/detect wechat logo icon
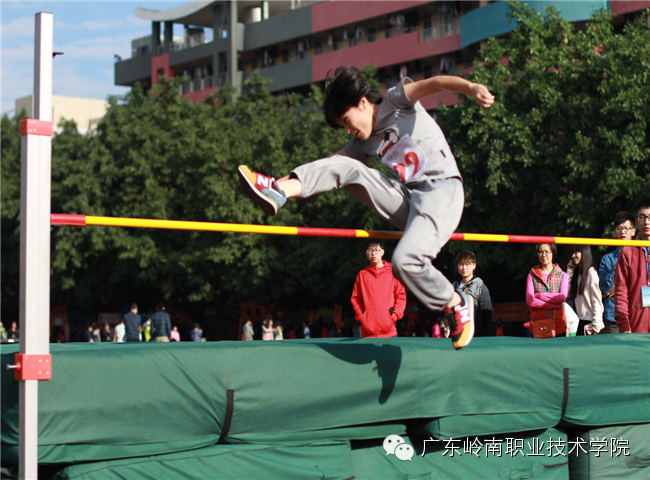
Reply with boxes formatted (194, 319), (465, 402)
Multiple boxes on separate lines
(383, 435), (415, 461)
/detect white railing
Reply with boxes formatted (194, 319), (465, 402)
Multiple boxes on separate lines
(419, 21), (460, 42)
(385, 25), (405, 38)
(178, 74), (228, 95)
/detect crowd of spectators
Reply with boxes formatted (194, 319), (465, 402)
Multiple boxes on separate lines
(243, 197), (650, 340)
(523, 198), (650, 337)
(64, 302), (205, 344)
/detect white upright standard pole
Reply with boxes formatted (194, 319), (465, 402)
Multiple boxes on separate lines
(18, 12), (53, 480)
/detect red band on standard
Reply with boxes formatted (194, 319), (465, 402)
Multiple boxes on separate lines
(51, 214), (86, 226)
(19, 119), (54, 137)
(12, 353), (52, 381)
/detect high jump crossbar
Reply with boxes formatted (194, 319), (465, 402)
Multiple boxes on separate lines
(51, 214), (650, 247)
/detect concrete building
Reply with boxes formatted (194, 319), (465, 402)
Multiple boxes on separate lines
(15, 95), (109, 135)
(115, 0), (650, 109)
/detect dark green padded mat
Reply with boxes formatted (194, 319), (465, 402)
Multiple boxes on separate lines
(2, 335), (648, 466)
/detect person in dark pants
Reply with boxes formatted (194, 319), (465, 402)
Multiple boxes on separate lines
(452, 250), (493, 337)
(599, 212), (636, 334)
(151, 303), (172, 342)
(84, 325), (94, 343)
(100, 323), (113, 343)
(123, 304), (141, 342)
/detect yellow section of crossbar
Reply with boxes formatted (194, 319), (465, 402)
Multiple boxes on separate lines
(85, 216), (300, 235)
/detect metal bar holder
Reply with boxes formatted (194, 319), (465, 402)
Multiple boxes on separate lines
(6, 354), (52, 381)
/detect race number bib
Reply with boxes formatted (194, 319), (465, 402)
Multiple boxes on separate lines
(381, 134), (427, 183)
(642, 286), (650, 308)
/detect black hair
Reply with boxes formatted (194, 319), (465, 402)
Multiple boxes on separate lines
(367, 239), (384, 250)
(613, 211), (635, 228)
(535, 243), (558, 264)
(130, 303), (138, 310)
(456, 250), (477, 264)
(323, 66), (383, 130)
(569, 245), (593, 298)
(636, 197), (650, 212)
(156, 302), (164, 310)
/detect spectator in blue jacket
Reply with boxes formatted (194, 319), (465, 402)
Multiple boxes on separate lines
(599, 212), (636, 334)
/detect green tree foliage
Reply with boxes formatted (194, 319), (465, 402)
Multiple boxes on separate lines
(2, 70), (390, 318)
(1, 112), (25, 323)
(438, 3), (650, 296)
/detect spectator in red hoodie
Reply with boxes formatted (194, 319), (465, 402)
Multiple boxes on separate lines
(615, 197), (650, 333)
(351, 240), (407, 337)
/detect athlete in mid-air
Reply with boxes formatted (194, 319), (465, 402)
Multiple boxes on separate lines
(238, 66), (495, 350)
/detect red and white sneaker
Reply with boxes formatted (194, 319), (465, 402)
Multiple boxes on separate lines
(444, 292), (475, 350)
(238, 165), (287, 216)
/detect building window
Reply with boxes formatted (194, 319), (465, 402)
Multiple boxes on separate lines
(333, 37), (341, 51)
(424, 14), (432, 29)
(315, 41), (322, 55)
(424, 65), (432, 78)
(350, 37), (357, 47)
(283, 50), (289, 63)
(369, 28), (376, 42)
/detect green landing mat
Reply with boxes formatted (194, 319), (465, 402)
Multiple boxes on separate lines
(52, 441), (354, 480)
(2, 335), (649, 465)
(350, 429), (570, 480)
(52, 429), (570, 480)
(566, 423), (650, 479)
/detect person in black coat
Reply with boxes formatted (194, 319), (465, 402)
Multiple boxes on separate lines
(123, 304), (141, 342)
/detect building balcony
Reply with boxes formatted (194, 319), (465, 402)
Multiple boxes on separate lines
(115, 53), (152, 87)
(312, 29), (461, 82)
(242, 57), (312, 93)
(244, 6), (311, 51)
(178, 74), (228, 96)
(460, 0), (609, 49)
(419, 21), (460, 43)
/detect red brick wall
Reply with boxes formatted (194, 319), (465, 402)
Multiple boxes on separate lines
(312, 0), (430, 33)
(312, 32), (460, 81)
(610, 1), (650, 15)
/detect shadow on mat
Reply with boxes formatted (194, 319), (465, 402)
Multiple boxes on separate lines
(317, 341), (402, 405)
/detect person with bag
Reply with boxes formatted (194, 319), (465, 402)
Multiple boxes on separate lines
(567, 245), (604, 335)
(525, 243), (568, 338)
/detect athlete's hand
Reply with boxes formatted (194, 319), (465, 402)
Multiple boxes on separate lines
(471, 83), (495, 109)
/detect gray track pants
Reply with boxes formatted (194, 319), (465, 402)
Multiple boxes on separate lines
(292, 155), (464, 311)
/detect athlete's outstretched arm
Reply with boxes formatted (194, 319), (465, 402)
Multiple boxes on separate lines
(404, 76), (495, 109)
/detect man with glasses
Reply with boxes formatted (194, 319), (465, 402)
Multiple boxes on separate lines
(351, 240), (406, 337)
(599, 212), (636, 334)
(614, 198), (650, 333)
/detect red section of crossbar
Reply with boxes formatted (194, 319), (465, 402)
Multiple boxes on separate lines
(296, 227), (358, 238)
(51, 214), (86, 226)
(19, 119), (54, 136)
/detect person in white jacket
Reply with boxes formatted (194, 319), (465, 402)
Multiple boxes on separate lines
(567, 245), (604, 335)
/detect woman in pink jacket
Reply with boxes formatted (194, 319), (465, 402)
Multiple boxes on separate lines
(526, 243), (569, 336)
